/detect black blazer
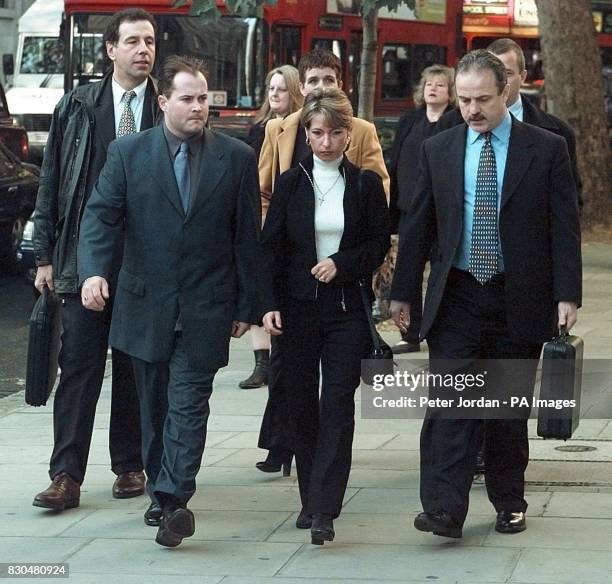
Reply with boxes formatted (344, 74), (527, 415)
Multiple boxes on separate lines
(388, 104), (454, 230)
(78, 125), (261, 370)
(259, 155), (390, 315)
(391, 117), (582, 344)
(435, 99), (582, 208)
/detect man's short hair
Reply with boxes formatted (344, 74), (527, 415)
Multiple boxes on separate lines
(300, 88), (353, 132)
(103, 8), (157, 45)
(456, 49), (507, 95)
(158, 55), (208, 97)
(298, 48), (342, 84)
(487, 38), (526, 73)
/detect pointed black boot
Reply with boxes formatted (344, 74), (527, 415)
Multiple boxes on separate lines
(255, 447), (293, 476)
(311, 513), (335, 545)
(239, 349), (269, 389)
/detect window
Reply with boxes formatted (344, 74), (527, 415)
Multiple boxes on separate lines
(20, 36), (65, 75)
(381, 43), (447, 100)
(272, 25), (301, 68)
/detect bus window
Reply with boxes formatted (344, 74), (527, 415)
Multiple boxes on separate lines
(311, 38), (346, 79)
(72, 14), (111, 85)
(272, 25), (301, 68)
(411, 44), (446, 87)
(381, 44), (412, 99)
(157, 16), (268, 109)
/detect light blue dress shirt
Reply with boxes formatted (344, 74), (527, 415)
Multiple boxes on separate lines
(453, 111), (512, 272)
(508, 96), (524, 121)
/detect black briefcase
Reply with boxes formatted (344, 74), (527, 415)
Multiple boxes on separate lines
(537, 327), (583, 440)
(25, 287), (62, 406)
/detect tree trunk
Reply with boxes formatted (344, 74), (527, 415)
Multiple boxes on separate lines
(535, 0), (611, 230)
(358, 8), (378, 121)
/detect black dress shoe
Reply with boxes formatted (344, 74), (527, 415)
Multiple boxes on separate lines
(144, 502), (163, 527)
(495, 511), (526, 534)
(296, 508), (312, 529)
(414, 511), (462, 539)
(310, 513), (334, 545)
(255, 448), (293, 476)
(155, 507), (195, 547)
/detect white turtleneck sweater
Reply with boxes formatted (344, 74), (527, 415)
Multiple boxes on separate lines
(313, 154), (345, 262)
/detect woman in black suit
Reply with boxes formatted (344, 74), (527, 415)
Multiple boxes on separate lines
(260, 89), (390, 545)
(388, 64), (455, 354)
(239, 65), (303, 390)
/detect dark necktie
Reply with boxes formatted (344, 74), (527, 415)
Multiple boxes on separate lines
(117, 91), (137, 137)
(469, 132), (499, 284)
(174, 142), (190, 213)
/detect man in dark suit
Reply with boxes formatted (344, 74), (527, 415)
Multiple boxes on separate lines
(78, 55), (260, 547)
(32, 9), (158, 510)
(436, 38), (582, 208)
(390, 50), (581, 538)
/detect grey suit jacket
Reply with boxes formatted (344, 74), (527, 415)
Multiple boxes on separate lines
(78, 125), (261, 370)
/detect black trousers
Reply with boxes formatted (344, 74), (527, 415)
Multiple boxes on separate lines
(257, 335), (293, 455)
(49, 294), (142, 484)
(398, 211), (422, 345)
(131, 334), (217, 504)
(420, 269), (542, 525)
(280, 287), (371, 518)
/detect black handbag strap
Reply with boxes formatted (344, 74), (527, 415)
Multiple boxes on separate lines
(359, 280), (383, 352)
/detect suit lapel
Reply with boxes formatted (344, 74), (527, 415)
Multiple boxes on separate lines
(448, 125), (467, 212)
(146, 125), (185, 218)
(277, 111), (300, 173)
(501, 119), (534, 210)
(94, 79), (116, 154)
(186, 129), (226, 223)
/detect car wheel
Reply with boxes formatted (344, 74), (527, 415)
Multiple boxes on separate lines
(0, 216), (26, 274)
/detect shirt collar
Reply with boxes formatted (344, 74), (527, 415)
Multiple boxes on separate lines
(508, 96), (523, 121)
(111, 77), (148, 110)
(163, 122), (203, 157)
(467, 110), (512, 146)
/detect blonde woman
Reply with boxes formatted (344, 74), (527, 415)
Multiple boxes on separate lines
(260, 89), (390, 544)
(240, 65), (303, 390)
(388, 64), (455, 354)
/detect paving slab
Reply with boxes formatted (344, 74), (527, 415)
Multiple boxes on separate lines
(0, 536), (88, 563)
(544, 491), (612, 518)
(510, 548), (612, 584)
(278, 543), (520, 582)
(484, 516), (612, 551)
(268, 511), (490, 546)
(61, 508), (292, 542)
(67, 539), (301, 577)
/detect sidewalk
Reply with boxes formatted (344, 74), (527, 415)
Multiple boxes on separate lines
(1, 243), (611, 584)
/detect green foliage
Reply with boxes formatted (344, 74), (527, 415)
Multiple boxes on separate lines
(186, 0), (276, 19)
(360, 0), (415, 16)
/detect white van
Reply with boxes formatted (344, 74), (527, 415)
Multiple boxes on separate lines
(5, 0), (65, 163)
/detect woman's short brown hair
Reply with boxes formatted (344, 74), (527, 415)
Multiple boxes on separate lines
(300, 88), (353, 131)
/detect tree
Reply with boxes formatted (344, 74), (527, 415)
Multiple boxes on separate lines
(186, 0), (275, 19)
(358, 1), (414, 121)
(535, 0), (611, 230)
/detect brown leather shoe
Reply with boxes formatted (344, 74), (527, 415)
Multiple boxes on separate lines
(112, 471), (145, 499)
(33, 473), (80, 510)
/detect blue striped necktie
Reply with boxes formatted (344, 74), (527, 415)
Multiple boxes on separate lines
(469, 132), (499, 284)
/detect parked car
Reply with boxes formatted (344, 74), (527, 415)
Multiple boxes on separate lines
(0, 142), (39, 273)
(0, 79), (30, 162)
(15, 211), (36, 289)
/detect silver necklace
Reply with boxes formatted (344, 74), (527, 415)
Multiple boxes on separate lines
(300, 163), (345, 206)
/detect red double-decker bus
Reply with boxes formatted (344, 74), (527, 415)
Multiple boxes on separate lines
(63, 0), (463, 129)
